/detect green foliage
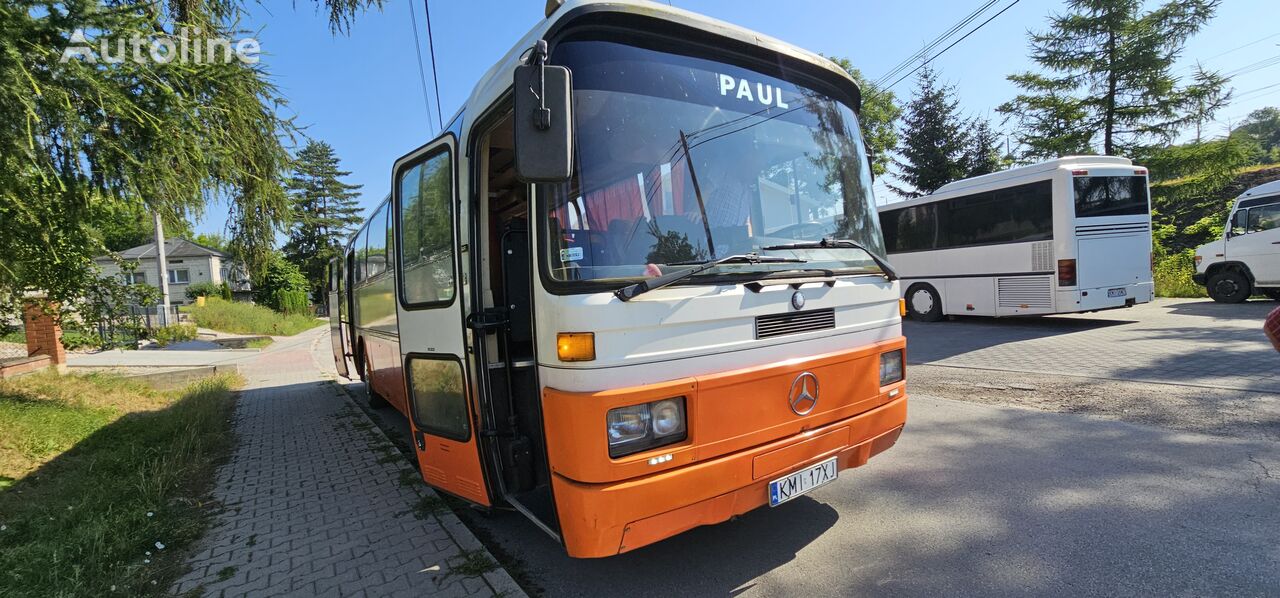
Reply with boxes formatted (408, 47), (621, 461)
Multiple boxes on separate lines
(1146, 138), (1263, 253)
(191, 233), (232, 256)
(1153, 249), (1206, 298)
(253, 254), (310, 311)
(0, 372), (237, 598)
(188, 297), (322, 336)
(274, 290), (311, 316)
(824, 57), (901, 177)
(282, 140), (365, 303)
(149, 323), (198, 347)
(219, 280), (233, 301)
(889, 65), (969, 197)
(184, 281), (221, 300)
(962, 117), (1008, 178)
(1233, 107), (1280, 155)
(1000, 0), (1225, 158)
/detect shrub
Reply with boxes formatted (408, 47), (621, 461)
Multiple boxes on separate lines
(184, 281), (220, 301)
(253, 254), (309, 312)
(187, 297), (322, 336)
(274, 289), (310, 316)
(150, 323), (198, 347)
(1154, 249), (1207, 298)
(218, 280), (233, 301)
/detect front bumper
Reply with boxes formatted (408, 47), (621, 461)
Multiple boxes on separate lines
(551, 394), (907, 558)
(1192, 272), (1207, 285)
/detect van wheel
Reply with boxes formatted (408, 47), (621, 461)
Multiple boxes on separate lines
(1207, 271), (1251, 303)
(1264, 289), (1280, 301)
(363, 351), (389, 409)
(906, 284), (944, 322)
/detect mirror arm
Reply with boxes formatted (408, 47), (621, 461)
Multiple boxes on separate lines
(529, 40), (552, 131)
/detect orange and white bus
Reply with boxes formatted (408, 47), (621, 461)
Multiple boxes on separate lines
(328, 0), (907, 558)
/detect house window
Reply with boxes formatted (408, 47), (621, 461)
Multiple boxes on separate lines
(123, 272), (146, 285)
(169, 269), (190, 284)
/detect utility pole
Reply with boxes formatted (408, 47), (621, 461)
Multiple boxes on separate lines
(154, 212), (172, 327)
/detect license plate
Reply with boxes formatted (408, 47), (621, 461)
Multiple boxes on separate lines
(1107, 287), (1127, 298)
(768, 457), (838, 507)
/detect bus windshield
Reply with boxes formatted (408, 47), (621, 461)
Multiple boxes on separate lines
(540, 40), (885, 285)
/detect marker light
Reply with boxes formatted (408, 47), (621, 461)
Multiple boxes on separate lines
(557, 332), (595, 362)
(899, 298), (907, 317)
(1071, 169), (1089, 176)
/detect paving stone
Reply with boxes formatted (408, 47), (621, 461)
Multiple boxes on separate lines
(170, 330), (524, 597)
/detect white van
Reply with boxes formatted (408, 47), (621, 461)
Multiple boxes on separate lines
(1194, 180), (1280, 302)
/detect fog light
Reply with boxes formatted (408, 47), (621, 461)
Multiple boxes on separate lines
(880, 350), (904, 386)
(557, 332), (595, 362)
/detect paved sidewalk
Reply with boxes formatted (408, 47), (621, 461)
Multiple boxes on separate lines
(172, 329), (524, 597)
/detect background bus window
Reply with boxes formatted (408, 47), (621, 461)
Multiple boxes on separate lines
(406, 357), (469, 441)
(367, 204), (388, 277)
(880, 180), (1052, 253)
(354, 225), (370, 283)
(1073, 176), (1149, 218)
(399, 150), (455, 306)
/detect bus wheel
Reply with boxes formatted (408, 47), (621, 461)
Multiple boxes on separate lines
(906, 284), (944, 322)
(363, 351), (389, 409)
(1207, 271), (1250, 304)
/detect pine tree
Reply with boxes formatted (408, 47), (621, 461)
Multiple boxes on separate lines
(282, 141), (364, 301)
(962, 117), (1006, 178)
(890, 65), (968, 197)
(999, 0), (1227, 158)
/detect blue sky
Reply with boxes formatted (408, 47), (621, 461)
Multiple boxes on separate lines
(196, 0), (1279, 235)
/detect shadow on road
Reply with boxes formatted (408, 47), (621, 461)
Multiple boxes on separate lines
(1163, 299), (1278, 320)
(903, 315), (1131, 363)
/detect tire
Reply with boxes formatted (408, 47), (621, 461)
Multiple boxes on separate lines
(362, 349), (389, 409)
(1263, 289), (1280, 301)
(1207, 270), (1251, 303)
(905, 284), (944, 322)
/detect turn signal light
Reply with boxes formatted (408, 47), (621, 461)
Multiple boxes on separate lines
(1058, 259), (1077, 287)
(899, 298), (906, 317)
(557, 332), (595, 362)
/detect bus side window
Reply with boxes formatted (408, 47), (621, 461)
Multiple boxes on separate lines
(399, 149), (455, 306)
(1231, 210), (1248, 237)
(1247, 204), (1279, 234)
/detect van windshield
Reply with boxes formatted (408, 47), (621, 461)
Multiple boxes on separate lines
(539, 40), (885, 285)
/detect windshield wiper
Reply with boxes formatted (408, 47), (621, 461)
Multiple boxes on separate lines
(614, 253), (805, 302)
(761, 238), (899, 281)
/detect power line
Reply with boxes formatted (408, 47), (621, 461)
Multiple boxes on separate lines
(1201, 32), (1280, 64)
(1223, 54), (1280, 79)
(406, 0), (436, 134)
(423, 0), (445, 132)
(881, 0), (1022, 92)
(873, 0), (1002, 89)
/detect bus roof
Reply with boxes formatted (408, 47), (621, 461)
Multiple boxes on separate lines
(459, 0), (862, 140)
(1238, 179), (1280, 201)
(878, 155), (1138, 212)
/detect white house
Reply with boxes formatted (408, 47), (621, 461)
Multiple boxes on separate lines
(94, 239), (251, 305)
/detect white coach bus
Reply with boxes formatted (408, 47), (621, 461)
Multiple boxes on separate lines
(877, 156), (1154, 321)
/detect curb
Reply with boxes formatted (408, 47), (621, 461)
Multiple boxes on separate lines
(310, 335), (528, 598)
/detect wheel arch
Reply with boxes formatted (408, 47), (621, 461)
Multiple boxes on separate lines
(1205, 261), (1255, 284)
(905, 281), (945, 316)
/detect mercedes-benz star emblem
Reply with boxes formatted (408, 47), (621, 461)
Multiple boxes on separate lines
(788, 372), (819, 416)
(791, 291), (806, 310)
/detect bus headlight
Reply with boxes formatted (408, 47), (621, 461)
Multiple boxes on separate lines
(880, 350), (904, 386)
(606, 397), (687, 458)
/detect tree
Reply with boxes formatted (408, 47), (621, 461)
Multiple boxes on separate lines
(253, 253), (310, 312)
(281, 140), (364, 302)
(825, 56), (902, 177)
(191, 233), (232, 255)
(961, 117), (1007, 178)
(1234, 107), (1280, 156)
(999, 0), (1227, 158)
(890, 65), (969, 197)
(0, 0), (380, 333)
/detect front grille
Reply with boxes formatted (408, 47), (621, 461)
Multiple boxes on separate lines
(755, 308), (835, 339)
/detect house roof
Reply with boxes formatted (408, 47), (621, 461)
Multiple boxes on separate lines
(96, 238), (229, 261)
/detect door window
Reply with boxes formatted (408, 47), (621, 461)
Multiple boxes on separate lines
(1246, 204), (1279, 234)
(406, 356), (469, 441)
(398, 149), (455, 306)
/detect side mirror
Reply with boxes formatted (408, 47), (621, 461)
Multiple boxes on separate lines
(514, 40), (573, 182)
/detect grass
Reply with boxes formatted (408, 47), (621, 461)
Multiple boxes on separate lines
(0, 370), (240, 597)
(244, 338), (273, 350)
(186, 297), (323, 337)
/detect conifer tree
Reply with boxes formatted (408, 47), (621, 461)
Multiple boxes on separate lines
(890, 65), (968, 197)
(282, 141), (364, 301)
(825, 56), (902, 177)
(999, 0), (1227, 158)
(962, 117), (1006, 178)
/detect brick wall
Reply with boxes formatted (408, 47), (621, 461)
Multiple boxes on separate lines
(23, 301), (66, 365)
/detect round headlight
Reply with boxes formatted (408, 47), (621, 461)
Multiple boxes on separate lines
(650, 399), (685, 437)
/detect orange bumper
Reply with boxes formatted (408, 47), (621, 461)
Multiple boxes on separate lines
(552, 394), (907, 558)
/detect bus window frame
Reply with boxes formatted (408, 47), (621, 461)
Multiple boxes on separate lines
(393, 133), (460, 312)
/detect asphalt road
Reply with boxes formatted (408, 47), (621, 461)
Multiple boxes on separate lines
(437, 394), (1280, 597)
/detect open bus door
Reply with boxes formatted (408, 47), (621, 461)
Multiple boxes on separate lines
(326, 257), (351, 378)
(392, 136), (491, 506)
